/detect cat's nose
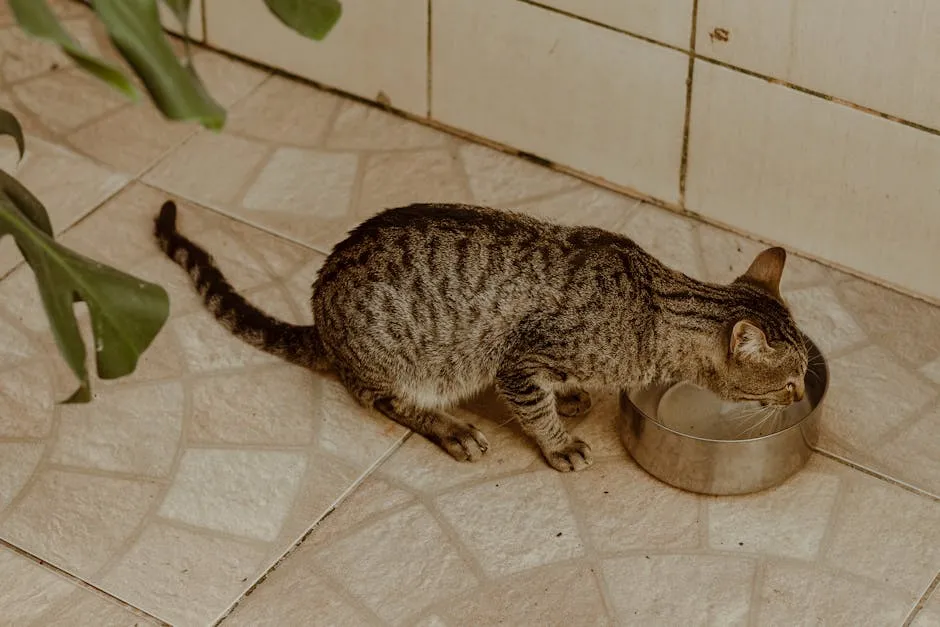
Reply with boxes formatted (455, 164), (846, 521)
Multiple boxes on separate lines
(792, 382), (805, 402)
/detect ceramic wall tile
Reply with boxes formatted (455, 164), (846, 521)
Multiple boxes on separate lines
(432, 0), (688, 203)
(697, 0), (940, 130)
(204, 0), (428, 116)
(686, 60), (940, 301)
(536, 0), (694, 48)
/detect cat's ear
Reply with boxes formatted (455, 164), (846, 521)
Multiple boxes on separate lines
(739, 247), (786, 297)
(730, 320), (769, 359)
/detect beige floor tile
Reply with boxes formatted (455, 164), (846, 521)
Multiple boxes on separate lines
(0, 312), (33, 368)
(756, 561), (912, 626)
(0, 190), (405, 621)
(697, 222), (831, 291)
(12, 68), (128, 133)
(242, 146), (358, 216)
(189, 50), (270, 109)
(922, 358), (940, 386)
(821, 346), (937, 456)
(516, 185), (639, 231)
(0, 548), (88, 624)
(707, 468), (841, 559)
(0, 360), (54, 438)
(51, 382), (184, 477)
(225, 75), (340, 146)
(439, 564), (612, 627)
(143, 132), (271, 207)
(876, 406), (940, 497)
(913, 589), (940, 627)
(358, 149), (472, 216)
(326, 101), (448, 151)
(100, 522), (266, 627)
(602, 554), (756, 625)
(0, 469), (160, 575)
(225, 571), (373, 626)
(625, 203), (704, 278)
(823, 469), (940, 592)
(838, 278), (940, 368)
(310, 504), (479, 625)
(68, 103), (197, 175)
(158, 448), (307, 542)
(226, 479), (417, 625)
(0, 137), (129, 277)
(458, 142), (581, 206)
(784, 285), (867, 355)
(314, 377), (408, 468)
(0, 442), (42, 510)
(190, 365), (321, 446)
(565, 456), (701, 553)
(40, 591), (160, 627)
(435, 471), (585, 577)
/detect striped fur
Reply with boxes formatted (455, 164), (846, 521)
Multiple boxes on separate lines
(154, 201), (327, 370)
(155, 200), (808, 472)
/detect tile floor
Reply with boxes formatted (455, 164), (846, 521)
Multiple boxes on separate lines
(0, 4), (938, 626)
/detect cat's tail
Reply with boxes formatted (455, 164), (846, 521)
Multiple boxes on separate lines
(154, 200), (328, 371)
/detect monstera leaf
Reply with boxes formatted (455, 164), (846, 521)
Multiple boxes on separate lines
(11, 0), (224, 129)
(264, 0), (342, 41)
(9, 0), (138, 99)
(10, 0), (341, 129)
(0, 112), (169, 403)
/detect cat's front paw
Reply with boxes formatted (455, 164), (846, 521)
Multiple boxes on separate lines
(545, 438), (594, 472)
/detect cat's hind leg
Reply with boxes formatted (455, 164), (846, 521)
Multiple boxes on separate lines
(555, 387), (593, 417)
(338, 369), (490, 462)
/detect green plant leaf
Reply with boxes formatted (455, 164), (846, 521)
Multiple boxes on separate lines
(9, 0), (138, 99)
(0, 189), (169, 403)
(264, 0), (342, 41)
(91, 0), (226, 129)
(0, 109), (25, 161)
(0, 170), (53, 236)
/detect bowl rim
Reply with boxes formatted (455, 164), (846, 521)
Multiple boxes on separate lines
(621, 334), (830, 445)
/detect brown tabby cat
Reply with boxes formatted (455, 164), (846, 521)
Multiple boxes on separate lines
(155, 201), (808, 472)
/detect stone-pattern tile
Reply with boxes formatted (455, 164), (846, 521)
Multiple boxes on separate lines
(0, 183), (405, 623)
(229, 453), (940, 625)
(3, 20), (940, 624)
(0, 135), (129, 278)
(0, 546), (158, 626)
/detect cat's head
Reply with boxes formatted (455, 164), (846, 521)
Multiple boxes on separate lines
(702, 247), (809, 406)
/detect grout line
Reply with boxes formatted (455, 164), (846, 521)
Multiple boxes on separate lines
(678, 0), (699, 206)
(0, 538), (169, 626)
(426, 0), (433, 118)
(210, 430), (413, 626)
(516, 0), (688, 55)
(903, 570), (940, 627)
(178, 42), (940, 308)
(812, 448), (940, 502)
(518, 0), (940, 139)
(200, 0), (208, 43)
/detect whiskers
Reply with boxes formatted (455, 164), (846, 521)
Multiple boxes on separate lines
(727, 403), (785, 438)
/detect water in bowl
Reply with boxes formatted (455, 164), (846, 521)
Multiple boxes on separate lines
(656, 381), (813, 440)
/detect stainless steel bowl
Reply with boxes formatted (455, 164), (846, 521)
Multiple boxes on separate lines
(618, 337), (828, 496)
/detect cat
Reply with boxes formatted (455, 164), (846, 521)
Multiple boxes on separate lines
(154, 201), (808, 472)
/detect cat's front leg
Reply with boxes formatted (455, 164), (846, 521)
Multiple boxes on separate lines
(496, 363), (594, 472)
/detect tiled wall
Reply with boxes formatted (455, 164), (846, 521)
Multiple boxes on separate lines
(177, 1), (940, 302)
